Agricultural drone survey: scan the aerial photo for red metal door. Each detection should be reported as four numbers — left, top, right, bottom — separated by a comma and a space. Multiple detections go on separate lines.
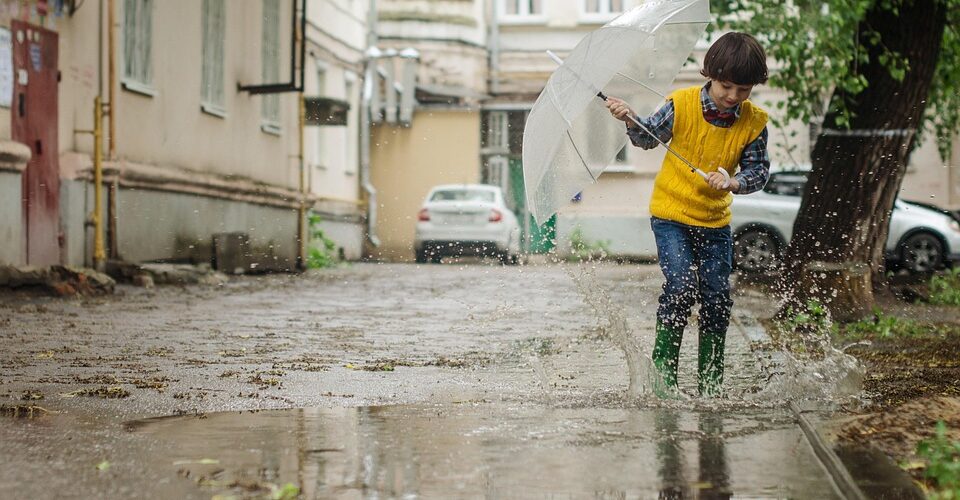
12, 20, 60, 266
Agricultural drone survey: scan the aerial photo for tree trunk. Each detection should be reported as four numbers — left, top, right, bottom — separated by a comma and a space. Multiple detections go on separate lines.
778, 0, 947, 322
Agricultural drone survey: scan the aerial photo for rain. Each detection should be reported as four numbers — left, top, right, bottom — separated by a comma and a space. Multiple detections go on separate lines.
1, 0, 959, 498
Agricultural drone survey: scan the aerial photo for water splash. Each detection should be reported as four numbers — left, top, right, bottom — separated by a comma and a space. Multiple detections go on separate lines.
563, 262, 652, 400
746, 311, 865, 405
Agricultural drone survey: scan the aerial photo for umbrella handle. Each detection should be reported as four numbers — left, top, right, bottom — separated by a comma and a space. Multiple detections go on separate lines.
694, 167, 730, 189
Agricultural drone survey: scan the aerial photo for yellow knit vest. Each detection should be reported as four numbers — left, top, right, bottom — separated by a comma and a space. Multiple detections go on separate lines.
649, 85, 768, 228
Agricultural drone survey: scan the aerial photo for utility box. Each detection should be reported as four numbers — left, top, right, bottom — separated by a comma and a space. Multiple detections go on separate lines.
212, 232, 250, 274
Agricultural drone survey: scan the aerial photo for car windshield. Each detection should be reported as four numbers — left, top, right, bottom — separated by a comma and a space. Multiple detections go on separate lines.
430, 189, 496, 203
763, 172, 808, 196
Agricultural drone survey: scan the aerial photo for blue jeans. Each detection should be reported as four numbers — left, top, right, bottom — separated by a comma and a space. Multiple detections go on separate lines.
651, 217, 733, 334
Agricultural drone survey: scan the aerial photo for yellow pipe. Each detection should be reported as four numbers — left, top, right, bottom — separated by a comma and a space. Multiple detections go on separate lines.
298, 94, 307, 270
93, 96, 105, 269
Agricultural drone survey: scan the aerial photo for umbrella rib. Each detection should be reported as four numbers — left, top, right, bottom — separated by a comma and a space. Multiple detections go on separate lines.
615, 71, 666, 98
566, 129, 598, 183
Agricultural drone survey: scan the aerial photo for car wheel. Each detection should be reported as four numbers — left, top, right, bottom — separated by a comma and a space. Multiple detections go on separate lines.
899, 232, 944, 274
415, 249, 428, 264
430, 251, 443, 264
734, 228, 781, 274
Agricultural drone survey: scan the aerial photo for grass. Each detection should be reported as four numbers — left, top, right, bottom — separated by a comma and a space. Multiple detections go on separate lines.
930, 268, 960, 306
839, 310, 950, 340
917, 421, 960, 499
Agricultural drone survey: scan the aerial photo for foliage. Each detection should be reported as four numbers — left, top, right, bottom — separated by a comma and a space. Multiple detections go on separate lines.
782, 299, 832, 335
270, 482, 301, 500
929, 268, 960, 306
307, 213, 338, 269
838, 308, 945, 338
568, 227, 610, 261
774, 299, 834, 354
712, 0, 960, 159
917, 421, 960, 498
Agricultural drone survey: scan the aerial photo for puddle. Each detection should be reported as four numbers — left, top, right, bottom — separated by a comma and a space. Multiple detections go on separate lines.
127, 403, 840, 499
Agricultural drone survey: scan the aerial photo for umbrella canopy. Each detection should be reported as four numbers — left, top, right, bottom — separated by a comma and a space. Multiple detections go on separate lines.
522, 0, 711, 225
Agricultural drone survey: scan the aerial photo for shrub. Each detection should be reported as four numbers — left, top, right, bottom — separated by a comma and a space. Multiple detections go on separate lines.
307, 213, 338, 269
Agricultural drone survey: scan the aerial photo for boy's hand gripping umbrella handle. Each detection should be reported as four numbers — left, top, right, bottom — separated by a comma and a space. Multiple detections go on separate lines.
545, 50, 730, 189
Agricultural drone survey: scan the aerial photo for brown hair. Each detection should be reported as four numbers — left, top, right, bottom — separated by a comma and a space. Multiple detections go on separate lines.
700, 32, 768, 85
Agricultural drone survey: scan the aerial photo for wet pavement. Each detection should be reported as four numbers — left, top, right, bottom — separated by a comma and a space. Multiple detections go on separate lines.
0, 262, 842, 498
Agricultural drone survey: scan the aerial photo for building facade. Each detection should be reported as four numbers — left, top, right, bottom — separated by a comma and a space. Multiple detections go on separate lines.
368, 0, 488, 260
0, 0, 369, 270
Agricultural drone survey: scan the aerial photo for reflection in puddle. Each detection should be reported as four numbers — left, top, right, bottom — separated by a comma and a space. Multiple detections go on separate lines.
127, 404, 839, 499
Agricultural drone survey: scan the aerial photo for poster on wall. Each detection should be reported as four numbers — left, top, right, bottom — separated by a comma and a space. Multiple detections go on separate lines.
0, 28, 10, 108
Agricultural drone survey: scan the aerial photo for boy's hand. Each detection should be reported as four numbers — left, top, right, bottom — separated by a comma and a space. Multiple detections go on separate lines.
605, 96, 635, 124
706, 171, 740, 192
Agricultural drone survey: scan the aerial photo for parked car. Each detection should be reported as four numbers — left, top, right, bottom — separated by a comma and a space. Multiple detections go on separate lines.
730, 170, 960, 274
414, 184, 521, 264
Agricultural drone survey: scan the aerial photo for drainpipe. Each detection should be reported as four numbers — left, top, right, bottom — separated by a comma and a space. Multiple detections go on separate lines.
360, 0, 381, 249
106, 0, 119, 260
297, 94, 308, 270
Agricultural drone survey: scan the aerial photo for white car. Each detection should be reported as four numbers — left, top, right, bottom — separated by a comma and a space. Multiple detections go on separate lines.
731, 170, 960, 274
414, 184, 521, 264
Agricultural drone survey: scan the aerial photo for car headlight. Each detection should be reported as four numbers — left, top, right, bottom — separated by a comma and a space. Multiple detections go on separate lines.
951, 220, 960, 233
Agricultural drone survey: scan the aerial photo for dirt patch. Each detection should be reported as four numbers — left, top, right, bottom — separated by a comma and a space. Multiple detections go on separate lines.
738, 275, 960, 490
831, 310, 960, 489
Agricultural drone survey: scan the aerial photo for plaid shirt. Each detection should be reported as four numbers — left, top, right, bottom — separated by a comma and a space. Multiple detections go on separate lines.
626, 83, 770, 195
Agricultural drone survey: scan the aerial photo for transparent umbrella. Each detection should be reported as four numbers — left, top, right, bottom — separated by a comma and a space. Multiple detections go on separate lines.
522, 0, 712, 225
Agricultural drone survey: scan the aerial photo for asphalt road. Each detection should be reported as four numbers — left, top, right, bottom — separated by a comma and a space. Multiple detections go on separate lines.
0, 262, 840, 498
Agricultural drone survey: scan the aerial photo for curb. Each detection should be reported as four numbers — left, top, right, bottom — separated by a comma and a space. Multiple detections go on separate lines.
731, 311, 868, 500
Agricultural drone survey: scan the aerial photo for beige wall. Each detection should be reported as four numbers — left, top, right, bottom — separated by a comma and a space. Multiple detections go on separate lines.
370, 109, 481, 260
57, 0, 300, 189
305, 0, 367, 205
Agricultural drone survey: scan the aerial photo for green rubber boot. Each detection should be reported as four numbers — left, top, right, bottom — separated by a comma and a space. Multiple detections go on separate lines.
652, 322, 683, 398
698, 330, 726, 397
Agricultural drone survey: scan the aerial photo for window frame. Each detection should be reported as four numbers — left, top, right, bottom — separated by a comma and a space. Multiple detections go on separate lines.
500, 0, 546, 25
260, 0, 282, 134
580, 0, 624, 23
121, 0, 155, 96
201, 0, 227, 117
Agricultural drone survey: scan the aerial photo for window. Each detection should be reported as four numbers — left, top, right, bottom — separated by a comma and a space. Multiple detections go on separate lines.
503, 0, 542, 16
763, 172, 808, 196
485, 156, 510, 198
313, 66, 326, 167
584, 0, 623, 14
122, 0, 153, 92
344, 72, 357, 175
487, 111, 509, 152
430, 189, 496, 203
201, 0, 226, 115
261, 0, 281, 132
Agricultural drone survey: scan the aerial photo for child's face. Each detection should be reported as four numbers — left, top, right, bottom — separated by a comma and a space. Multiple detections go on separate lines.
709, 80, 755, 110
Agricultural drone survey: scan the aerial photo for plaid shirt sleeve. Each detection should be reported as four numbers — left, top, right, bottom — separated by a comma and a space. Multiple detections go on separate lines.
733, 127, 770, 195
625, 100, 674, 149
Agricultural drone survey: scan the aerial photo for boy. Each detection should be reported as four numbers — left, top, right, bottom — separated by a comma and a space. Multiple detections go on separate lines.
605, 32, 770, 397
